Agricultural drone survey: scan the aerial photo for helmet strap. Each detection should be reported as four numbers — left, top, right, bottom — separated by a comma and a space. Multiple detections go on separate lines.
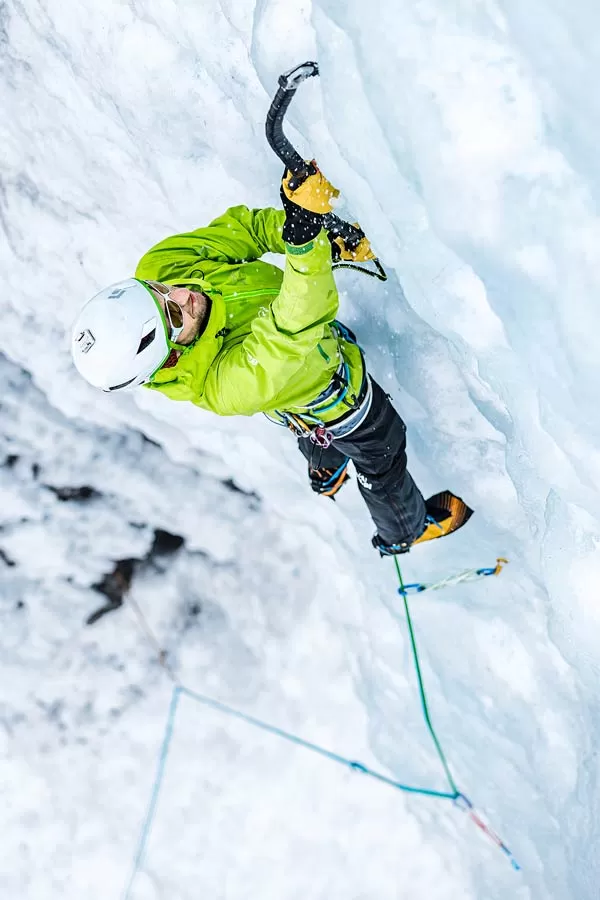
167, 338, 189, 352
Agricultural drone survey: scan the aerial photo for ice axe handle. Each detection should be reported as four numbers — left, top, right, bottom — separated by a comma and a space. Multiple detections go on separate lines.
323, 213, 365, 252
265, 61, 368, 253
265, 62, 320, 189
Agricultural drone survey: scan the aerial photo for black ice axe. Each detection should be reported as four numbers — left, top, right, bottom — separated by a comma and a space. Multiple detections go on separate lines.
265, 61, 387, 281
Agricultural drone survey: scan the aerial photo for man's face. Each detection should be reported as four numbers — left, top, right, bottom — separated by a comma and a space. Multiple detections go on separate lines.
146, 281, 208, 346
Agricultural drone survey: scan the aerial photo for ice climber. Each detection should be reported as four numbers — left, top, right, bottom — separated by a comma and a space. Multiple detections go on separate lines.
71, 167, 471, 554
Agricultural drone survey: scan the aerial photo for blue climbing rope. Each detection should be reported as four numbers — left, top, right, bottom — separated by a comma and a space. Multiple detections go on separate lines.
121, 686, 182, 900
181, 685, 457, 800
121, 682, 461, 899
122, 556, 520, 896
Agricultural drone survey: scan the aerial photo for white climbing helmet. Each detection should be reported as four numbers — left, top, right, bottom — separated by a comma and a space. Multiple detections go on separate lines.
71, 278, 171, 392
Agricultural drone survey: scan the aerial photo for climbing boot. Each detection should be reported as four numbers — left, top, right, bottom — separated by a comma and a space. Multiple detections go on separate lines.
372, 491, 473, 555
412, 491, 473, 546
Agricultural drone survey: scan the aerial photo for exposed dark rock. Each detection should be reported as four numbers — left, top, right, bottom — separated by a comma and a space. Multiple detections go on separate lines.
140, 434, 161, 450
150, 528, 185, 556
47, 485, 101, 502
86, 559, 137, 625
0, 548, 15, 567
86, 599, 124, 626
86, 529, 186, 625
221, 477, 259, 502
92, 558, 136, 602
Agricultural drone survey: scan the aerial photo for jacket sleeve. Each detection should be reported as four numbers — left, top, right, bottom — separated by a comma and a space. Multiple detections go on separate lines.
135, 206, 286, 281
201, 205, 286, 260
201, 232, 339, 416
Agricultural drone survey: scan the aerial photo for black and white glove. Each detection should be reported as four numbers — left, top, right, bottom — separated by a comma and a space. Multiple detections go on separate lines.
280, 164, 339, 246
280, 184, 323, 246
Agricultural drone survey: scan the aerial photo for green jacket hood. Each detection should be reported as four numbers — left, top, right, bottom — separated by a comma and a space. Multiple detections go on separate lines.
146, 286, 227, 400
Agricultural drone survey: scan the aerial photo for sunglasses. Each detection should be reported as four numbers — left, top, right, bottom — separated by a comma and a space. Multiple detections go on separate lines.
144, 282, 185, 342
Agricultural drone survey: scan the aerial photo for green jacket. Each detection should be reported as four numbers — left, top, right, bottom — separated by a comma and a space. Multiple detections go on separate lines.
135, 205, 363, 422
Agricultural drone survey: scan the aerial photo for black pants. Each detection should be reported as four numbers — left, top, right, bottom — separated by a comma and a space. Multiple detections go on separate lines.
297, 378, 426, 547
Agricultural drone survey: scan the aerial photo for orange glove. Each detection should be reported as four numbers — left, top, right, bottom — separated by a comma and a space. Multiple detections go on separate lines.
332, 226, 376, 262
282, 162, 339, 214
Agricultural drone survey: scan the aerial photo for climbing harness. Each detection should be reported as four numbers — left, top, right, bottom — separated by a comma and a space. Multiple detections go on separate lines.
266, 322, 372, 446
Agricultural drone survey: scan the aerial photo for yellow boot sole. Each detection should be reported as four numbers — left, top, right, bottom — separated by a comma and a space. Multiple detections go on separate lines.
412, 491, 474, 546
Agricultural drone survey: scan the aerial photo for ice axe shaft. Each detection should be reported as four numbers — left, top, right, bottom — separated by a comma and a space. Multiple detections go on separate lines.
265, 61, 367, 255
265, 61, 319, 188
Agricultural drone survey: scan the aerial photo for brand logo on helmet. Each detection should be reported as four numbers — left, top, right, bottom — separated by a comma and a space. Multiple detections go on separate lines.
108, 288, 126, 299
76, 329, 96, 354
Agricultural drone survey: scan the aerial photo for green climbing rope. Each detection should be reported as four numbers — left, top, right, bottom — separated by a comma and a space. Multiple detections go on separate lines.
394, 556, 459, 797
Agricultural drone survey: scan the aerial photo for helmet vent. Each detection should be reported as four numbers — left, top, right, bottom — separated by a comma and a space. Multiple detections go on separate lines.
137, 328, 156, 354
136, 316, 158, 355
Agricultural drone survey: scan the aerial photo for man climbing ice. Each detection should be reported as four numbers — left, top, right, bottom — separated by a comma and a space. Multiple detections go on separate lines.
71, 166, 471, 555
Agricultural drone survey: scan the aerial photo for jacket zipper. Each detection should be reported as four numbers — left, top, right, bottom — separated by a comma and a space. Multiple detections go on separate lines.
224, 288, 280, 301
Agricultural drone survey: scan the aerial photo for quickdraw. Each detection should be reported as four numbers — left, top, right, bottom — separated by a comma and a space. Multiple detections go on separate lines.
310, 425, 334, 448
398, 558, 509, 596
